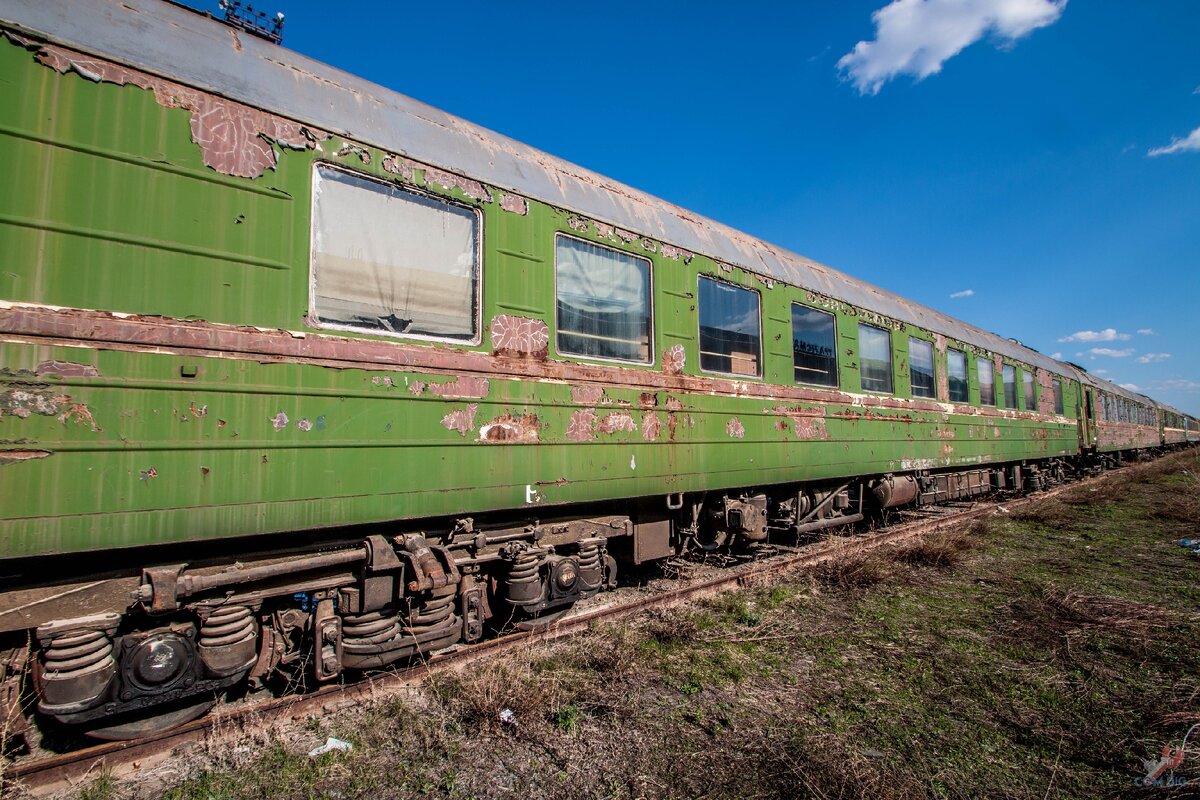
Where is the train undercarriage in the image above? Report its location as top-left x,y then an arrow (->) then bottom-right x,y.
0,448 -> 1186,747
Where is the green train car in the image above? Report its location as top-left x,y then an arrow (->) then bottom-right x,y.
0,0 -> 1194,740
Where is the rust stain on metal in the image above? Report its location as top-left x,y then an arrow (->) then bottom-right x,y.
0,450 -> 52,465
565,409 -> 597,442
139,467 -> 158,481
570,385 -> 604,406
34,43 -> 327,178
36,361 -> 99,378
993,427 -> 1001,438
189,402 -> 208,418
598,412 -> 636,434
662,344 -> 686,376
335,142 -> 371,164
297,418 -> 313,432
665,397 -> 684,411
641,411 -> 661,441
499,194 -> 528,215
441,403 -> 479,436
661,243 -> 694,263
479,413 -> 541,443
408,380 -> 426,395
427,376 -> 490,400
270,411 -> 288,431
726,417 -> 746,438
941,444 -> 954,456
594,222 -> 615,240
490,315 -> 549,358
615,228 -> 637,243
791,416 -> 827,440
934,428 -> 956,439
422,165 -> 493,203
567,216 -> 589,233
639,392 -> 658,409
381,154 -> 416,181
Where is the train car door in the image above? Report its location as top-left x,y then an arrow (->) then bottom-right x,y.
1082,388 -> 1098,448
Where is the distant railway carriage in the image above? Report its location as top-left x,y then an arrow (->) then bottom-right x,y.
0,0 -> 1195,740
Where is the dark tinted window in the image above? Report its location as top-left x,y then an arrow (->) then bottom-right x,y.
791,304 -> 838,387
859,324 -> 893,393
947,349 -> 969,403
698,276 -> 761,376
1023,370 -> 1036,410
909,338 -> 935,398
1053,379 -> 1064,415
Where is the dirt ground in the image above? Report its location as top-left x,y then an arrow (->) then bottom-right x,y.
29,451 -> 1200,799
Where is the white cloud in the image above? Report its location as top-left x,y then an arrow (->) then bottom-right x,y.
1157,379 -> 1200,391
1119,383 -> 1141,391
1136,352 -> 1171,364
1136,328 -> 1155,336
1088,347 -> 1134,358
1049,352 -> 1063,360
949,288 -> 975,298
1092,369 -> 1108,375
837,0 -> 1067,95
1148,126 -> 1200,157
1057,328 -> 1131,343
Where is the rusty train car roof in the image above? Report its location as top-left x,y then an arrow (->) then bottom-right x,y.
0,0 -> 1156,405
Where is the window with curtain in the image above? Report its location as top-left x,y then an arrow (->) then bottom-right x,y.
311,165 -> 479,341
859,323 -> 893,393
698,276 -> 761,376
1023,370 -> 1036,410
1003,364 -> 1017,409
947,348 -> 969,403
791,304 -> 838,387
978,360 -> 996,406
909,337 -> 935,398
555,235 -> 651,363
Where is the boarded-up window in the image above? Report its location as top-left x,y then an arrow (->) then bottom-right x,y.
947,348 -> 969,403
555,236 -> 651,363
1002,364 -> 1017,409
698,276 -> 761,376
859,323 -> 893,394
311,165 -> 479,341
978,359 -> 995,406
909,338 -> 935,398
1023,370 -> 1036,411
791,304 -> 838,387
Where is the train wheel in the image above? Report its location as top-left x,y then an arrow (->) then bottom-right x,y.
84,697 -> 214,741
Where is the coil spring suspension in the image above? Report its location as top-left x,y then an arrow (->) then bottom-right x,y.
504,545 -> 544,607
199,605 -> 256,648
342,609 -> 403,649
43,629 -> 114,680
576,540 -> 603,591
403,587 -> 458,638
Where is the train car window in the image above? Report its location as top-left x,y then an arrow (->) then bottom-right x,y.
790,304 -> 838,387
1023,370 -> 1036,411
978,360 -> 996,406
909,338 -> 935,398
1053,379 -> 1064,415
698,276 -> 761,376
1002,364 -> 1017,409
555,235 -> 652,363
947,348 -> 969,403
858,324 -> 893,393
310,165 -> 480,342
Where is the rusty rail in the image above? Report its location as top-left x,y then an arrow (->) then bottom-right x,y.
1,474 -> 1109,795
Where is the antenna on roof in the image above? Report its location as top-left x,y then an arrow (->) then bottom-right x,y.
218,0 -> 284,45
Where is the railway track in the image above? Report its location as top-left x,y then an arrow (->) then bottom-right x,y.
1,473 -> 1111,795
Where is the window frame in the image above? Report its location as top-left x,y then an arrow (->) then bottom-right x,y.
1022,369 -> 1036,411
1053,379 -> 1065,415
789,302 -> 840,389
946,347 -> 969,404
858,322 -> 894,395
978,358 -> 996,406
1002,364 -> 1017,409
308,162 -> 484,346
696,274 -> 763,379
552,231 -> 655,366
908,335 -> 936,399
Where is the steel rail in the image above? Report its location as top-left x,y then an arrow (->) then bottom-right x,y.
0,470 -> 1123,794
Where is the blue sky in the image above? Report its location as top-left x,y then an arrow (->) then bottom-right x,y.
215,0 -> 1198,413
